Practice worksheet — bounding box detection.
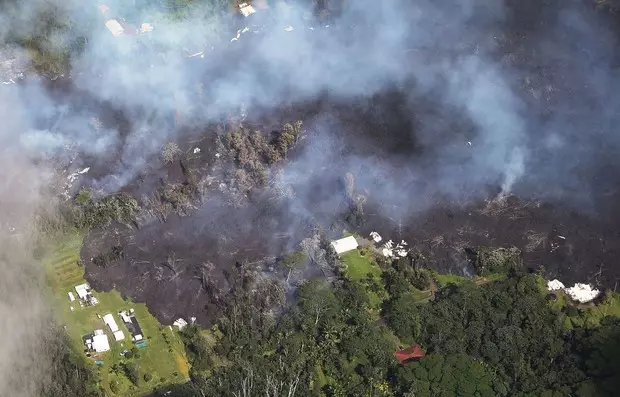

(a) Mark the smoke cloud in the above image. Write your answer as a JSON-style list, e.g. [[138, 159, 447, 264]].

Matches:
[[2, 0, 620, 391], [0, 85, 57, 396]]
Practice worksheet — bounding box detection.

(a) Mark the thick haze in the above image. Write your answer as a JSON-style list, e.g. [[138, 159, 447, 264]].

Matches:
[[0, 86, 56, 396], [2, 0, 620, 393], [12, 0, 612, 213]]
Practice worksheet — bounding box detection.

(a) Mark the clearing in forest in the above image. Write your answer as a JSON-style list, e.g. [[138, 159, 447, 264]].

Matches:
[[41, 232, 190, 397]]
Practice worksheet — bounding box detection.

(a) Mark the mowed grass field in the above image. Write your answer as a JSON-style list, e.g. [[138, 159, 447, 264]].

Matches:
[[41, 232, 190, 397], [340, 248, 387, 309]]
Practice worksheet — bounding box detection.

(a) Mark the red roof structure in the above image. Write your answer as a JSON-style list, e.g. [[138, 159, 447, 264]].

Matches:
[[393, 344, 425, 363], [98, 4, 110, 15]]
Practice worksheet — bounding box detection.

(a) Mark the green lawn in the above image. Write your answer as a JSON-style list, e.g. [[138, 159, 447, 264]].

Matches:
[[41, 232, 190, 397], [432, 272, 469, 288], [341, 249, 381, 280], [432, 271, 506, 288], [340, 249, 386, 310]]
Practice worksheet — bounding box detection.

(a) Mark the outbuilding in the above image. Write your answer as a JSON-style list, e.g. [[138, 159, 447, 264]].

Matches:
[[330, 236, 359, 255], [105, 19, 124, 37], [113, 330, 125, 341], [103, 313, 120, 333], [173, 318, 188, 330]]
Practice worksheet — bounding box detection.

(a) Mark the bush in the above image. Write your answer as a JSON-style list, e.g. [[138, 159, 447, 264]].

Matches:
[[122, 362, 140, 385], [410, 268, 432, 290], [162, 142, 182, 164], [144, 372, 153, 382], [92, 245, 125, 267], [466, 246, 522, 276], [75, 192, 140, 229], [109, 380, 120, 394]]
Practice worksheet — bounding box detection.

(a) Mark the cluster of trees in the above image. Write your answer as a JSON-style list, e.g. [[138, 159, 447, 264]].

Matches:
[[342, 173, 367, 228], [42, 327, 101, 397], [224, 121, 303, 192], [0, 0, 93, 77], [465, 246, 521, 276], [72, 190, 140, 229], [92, 244, 125, 267], [153, 244, 620, 397]]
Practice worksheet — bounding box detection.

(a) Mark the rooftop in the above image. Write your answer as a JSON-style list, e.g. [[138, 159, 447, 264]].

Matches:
[[91, 331, 110, 353], [331, 236, 359, 255], [393, 344, 425, 363]]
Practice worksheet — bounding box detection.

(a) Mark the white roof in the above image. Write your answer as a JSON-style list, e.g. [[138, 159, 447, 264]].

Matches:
[[565, 283, 600, 303], [103, 313, 119, 333], [133, 334, 143, 341], [119, 311, 131, 323], [75, 283, 90, 299], [105, 19, 124, 36], [547, 279, 565, 291], [239, 3, 256, 17], [68, 292, 75, 302], [370, 231, 382, 243], [173, 318, 188, 330], [92, 333, 110, 352], [113, 330, 125, 341], [330, 236, 359, 255]]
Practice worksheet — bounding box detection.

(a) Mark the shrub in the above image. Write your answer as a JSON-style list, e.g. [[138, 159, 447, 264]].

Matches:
[[122, 362, 140, 385], [109, 380, 120, 393]]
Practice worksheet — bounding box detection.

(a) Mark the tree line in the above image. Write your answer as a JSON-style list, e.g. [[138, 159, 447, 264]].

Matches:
[[154, 250, 620, 397]]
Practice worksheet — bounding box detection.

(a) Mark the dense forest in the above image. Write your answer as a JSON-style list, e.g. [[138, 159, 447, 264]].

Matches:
[[137, 251, 620, 397]]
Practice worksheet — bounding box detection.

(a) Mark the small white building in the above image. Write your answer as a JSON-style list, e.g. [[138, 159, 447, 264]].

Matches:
[[173, 318, 188, 330], [119, 310, 131, 323], [238, 3, 256, 17], [331, 236, 359, 255], [565, 283, 600, 303], [68, 292, 75, 302], [369, 231, 382, 243], [103, 313, 119, 333], [105, 19, 124, 36], [75, 283, 90, 300], [113, 330, 125, 341], [547, 279, 565, 291], [91, 330, 110, 353], [133, 334, 143, 341]]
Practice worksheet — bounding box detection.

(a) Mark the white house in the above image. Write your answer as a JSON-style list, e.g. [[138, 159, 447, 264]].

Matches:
[[103, 313, 119, 333], [547, 279, 565, 291], [330, 236, 359, 255], [565, 283, 600, 303], [113, 330, 125, 341], [91, 330, 110, 353], [369, 231, 382, 243], [105, 19, 124, 37], [75, 283, 90, 300], [119, 310, 131, 323], [238, 3, 256, 17], [173, 318, 188, 330]]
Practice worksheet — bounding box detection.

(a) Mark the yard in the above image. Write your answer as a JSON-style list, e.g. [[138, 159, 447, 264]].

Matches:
[[41, 232, 190, 397], [340, 248, 386, 310], [341, 248, 381, 281]]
